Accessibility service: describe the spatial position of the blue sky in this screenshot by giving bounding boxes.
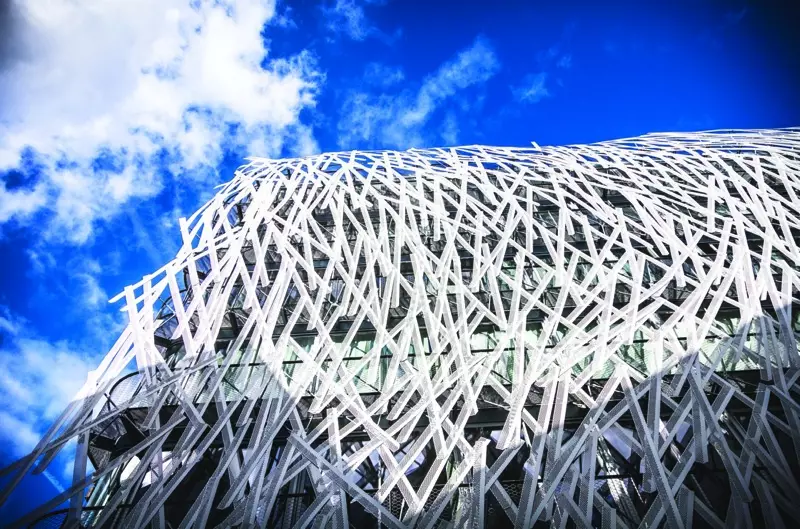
[0,0,798,518]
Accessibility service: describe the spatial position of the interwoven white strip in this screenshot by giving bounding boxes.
[3,129,800,528]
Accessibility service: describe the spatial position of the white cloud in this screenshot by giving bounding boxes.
[0,0,321,244]
[363,62,405,87]
[0,182,48,223]
[441,113,459,146]
[0,410,41,458]
[323,0,381,41]
[402,38,498,126]
[0,305,22,336]
[0,307,98,472]
[512,72,550,104]
[271,5,297,29]
[76,259,109,309]
[22,246,129,346]
[337,37,499,149]
[516,32,572,100]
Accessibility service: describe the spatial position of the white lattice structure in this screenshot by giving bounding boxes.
[3,129,800,528]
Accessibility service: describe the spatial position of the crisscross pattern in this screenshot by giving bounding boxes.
[4,129,800,528]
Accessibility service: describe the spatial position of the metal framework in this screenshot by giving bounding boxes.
[3,129,800,528]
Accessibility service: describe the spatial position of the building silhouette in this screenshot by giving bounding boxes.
[4,129,800,528]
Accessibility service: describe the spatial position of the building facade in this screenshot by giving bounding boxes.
[4,129,800,528]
